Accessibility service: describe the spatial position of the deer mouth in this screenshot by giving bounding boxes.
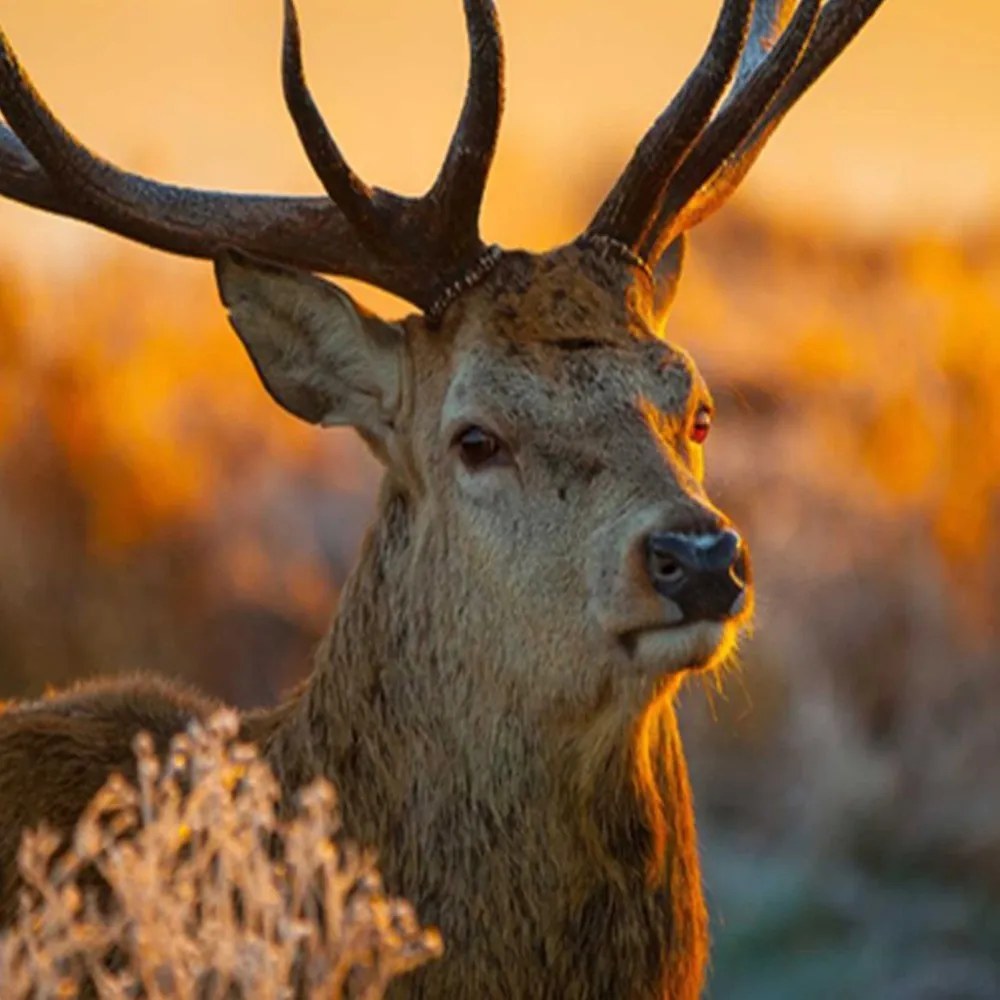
[620,620,733,674]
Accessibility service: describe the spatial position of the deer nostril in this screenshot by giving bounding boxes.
[649,549,685,590]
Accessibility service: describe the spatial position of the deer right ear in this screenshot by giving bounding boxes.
[214,251,407,456]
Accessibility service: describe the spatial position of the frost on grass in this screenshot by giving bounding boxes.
[0,710,442,998]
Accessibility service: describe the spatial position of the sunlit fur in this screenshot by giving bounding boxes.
[0,243,753,999]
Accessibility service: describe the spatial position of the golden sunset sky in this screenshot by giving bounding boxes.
[0,0,996,271]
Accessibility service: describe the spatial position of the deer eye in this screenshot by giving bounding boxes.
[690,405,712,445]
[454,425,508,471]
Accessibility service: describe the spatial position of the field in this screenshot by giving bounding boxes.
[0,198,997,995]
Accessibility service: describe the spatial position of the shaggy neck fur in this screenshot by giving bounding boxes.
[253,486,709,999]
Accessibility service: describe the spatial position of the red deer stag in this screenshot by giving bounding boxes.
[0,1,887,996]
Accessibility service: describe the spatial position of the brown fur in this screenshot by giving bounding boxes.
[0,244,751,998]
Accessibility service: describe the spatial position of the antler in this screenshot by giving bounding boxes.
[586,0,887,267]
[0,0,503,314]
[0,1,888,315]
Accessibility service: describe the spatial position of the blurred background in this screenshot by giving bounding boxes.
[1,1,998,996]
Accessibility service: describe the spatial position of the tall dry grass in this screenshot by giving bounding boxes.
[0,710,441,998]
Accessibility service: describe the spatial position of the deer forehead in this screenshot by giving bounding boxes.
[439,339,698,441]
[454,246,659,346]
[428,248,700,429]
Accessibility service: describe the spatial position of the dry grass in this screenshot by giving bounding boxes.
[0,711,441,999]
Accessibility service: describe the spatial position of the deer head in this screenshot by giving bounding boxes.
[0,0,890,783]
[0,0,887,733]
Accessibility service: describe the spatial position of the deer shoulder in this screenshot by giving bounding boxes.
[0,677,219,924]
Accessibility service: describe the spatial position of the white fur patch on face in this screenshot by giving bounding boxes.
[628,620,732,675]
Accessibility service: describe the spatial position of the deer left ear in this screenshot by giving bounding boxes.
[649,235,688,331]
[215,250,407,459]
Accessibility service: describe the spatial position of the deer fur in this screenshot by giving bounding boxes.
[0,245,748,998]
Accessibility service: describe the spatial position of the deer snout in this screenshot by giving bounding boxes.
[645,529,748,622]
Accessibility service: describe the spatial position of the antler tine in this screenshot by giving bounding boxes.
[733,0,799,91]
[0,123,62,212]
[0,4,513,313]
[587,0,753,249]
[653,0,801,240]
[0,21,417,294]
[763,0,887,126]
[283,0,502,267]
[0,115,390,277]
[651,0,888,256]
[281,0,398,253]
[641,0,820,261]
[0,24,161,237]
[429,0,504,256]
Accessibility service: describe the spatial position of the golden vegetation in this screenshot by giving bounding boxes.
[0,711,441,998]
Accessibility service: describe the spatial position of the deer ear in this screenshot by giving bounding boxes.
[214,250,406,453]
[649,235,688,331]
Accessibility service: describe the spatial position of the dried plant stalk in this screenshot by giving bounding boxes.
[0,710,442,998]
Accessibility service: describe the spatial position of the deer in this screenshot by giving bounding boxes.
[0,1,887,996]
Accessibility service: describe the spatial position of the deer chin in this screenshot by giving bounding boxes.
[620,619,736,675]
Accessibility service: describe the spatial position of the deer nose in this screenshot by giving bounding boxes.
[645,529,747,622]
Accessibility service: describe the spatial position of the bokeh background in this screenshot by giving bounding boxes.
[1,2,998,996]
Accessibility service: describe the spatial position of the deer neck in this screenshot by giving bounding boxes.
[255,484,707,997]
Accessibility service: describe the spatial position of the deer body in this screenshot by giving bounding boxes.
[0,1,888,996]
